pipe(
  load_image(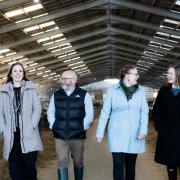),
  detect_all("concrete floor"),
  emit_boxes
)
[38,119,180,180]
